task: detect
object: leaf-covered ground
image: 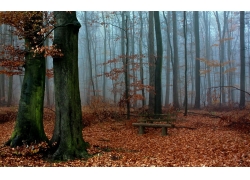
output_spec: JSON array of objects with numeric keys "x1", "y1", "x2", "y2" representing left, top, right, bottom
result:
[{"x1": 0, "y1": 107, "x2": 250, "y2": 167}]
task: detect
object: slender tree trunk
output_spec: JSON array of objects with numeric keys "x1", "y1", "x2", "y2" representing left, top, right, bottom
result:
[
  {"x1": 125, "y1": 12, "x2": 130, "y2": 119},
  {"x1": 193, "y1": 11, "x2": 201, "y2": 109},
  {"x1": 183, "y1": 11, "x2": 188, "y2": 116},
  {"x1": 148, "y1": 11, "x2": 155, "y2": 113},
  {"x1": 45, "y1": 36, "x2": 51, "y2": 107},
  {"x1": 239, "y1": 11, "x2": 245, "y2": 109},
  {"x1": 163, "y1": 12, "x2": 172, "y2": 107},
  {"x1": 84, "y1": 12, "x2": 95, "y2": 98},
  {"x1": 7, "y1": 26, "x2": 14, "y2": 107},
  {"x1": 172, "y1": 11, "x2": 180, "y2": 109},
  {"x1": 214, "y1": 11, "x2": 227, "y2": 105},
  {"x1": 102, "y1": 12, "x2": 107, "y2": 101},
  {"x1": 0, "y1": 25, "x2": 6, "y2": 106},
  {"x1": 203, "y1": 12, "x2": 212, "y2": 106},
  {"x1": 154, "y1": 11, "x2": 163, "y2": 114},
  {"x1": 51, "y1": 11, "x2": 89, "y2": 160},
  {"x1": 139, "y1": 12, "x2": 146, "y2": 107}
]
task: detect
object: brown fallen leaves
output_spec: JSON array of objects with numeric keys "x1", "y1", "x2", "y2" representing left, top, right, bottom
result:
[{"x1": 0, "y1": 107, "x2": 250, "y2": 167}]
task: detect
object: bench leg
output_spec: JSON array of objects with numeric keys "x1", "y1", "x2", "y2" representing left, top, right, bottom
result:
[
  {"x1": 138, "y1": 126, "x2": 145, "y2": 134},
  {"x1": 161, "y1": 127, "x2": 168, "y2": 136}
]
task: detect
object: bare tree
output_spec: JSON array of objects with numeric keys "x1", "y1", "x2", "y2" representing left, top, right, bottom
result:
[
  {"x1": 172, "y1": 11, "x2": 180, "y2": 108},
  {"x1": 239, "y1": 11, "x2": 245, "y2": 109},
  {"x1": 193, "y1": 11, "x2": 201, "y2": 109}
]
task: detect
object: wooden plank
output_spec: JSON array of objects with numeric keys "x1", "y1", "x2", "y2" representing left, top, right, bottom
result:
[{"x1": 132, "y1": 123, "x2": 173, "y2": 128}]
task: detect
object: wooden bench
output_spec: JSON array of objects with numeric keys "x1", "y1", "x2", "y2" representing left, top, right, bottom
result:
[
  {"x1": 132, "y1": 123, "x2": 174, "y2": 136},
  {"x1": 138, "y1": 113, "x2": 176, "y2": 124}
]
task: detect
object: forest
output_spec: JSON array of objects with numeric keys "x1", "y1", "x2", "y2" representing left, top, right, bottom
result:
[{"x1": 0, "y1": 11, "x2": 250, "y2": 168}]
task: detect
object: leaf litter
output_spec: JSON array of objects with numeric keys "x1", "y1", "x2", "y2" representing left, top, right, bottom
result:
[{"x1": 0, "y1": 107, "x2": 250, "y2": 167}]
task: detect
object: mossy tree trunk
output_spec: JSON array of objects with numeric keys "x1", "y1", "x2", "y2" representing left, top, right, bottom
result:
[
  {"x1": 51, "y1": 11, "x2": 89, "y2": 160},
  {"x1": 5, "y1": 12, "x2": 47, "y2": 147}
]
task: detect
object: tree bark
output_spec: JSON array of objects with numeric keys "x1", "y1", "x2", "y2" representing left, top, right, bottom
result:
[
  {"x1": 154, "y1": 11, "x2": 163, "y2": 114},
  {"x1": 193, "y1": 11, "x2": 201, "y2": 109},
  {"x1": 51, "y1": 11, "x2": 89, "y2": 160},
  {"x1": 183, "y1": 11, "x2": 188, "y2": 116},
  {"x1": 7, "y1": 26, "x2": 14, "y2": 107},
  {"x1": 172, "y1": 11, "x2": 180, "y2": 109},
  {"x1": 84, "y1": 12, "x2": 95, "y2": 98},
  {"x1": 163, "y1": 12, "x2": 172, "y2": 107},
  {"x1": 203, "y1": 12, "x2": 212, "y2": 106},
  {"x1": 125, "y1": 12, "x2": 130, "y2": 119},
  {"x1": 239, "y1": 11, "x2": 245, "y2": 109},
  {"x1": 5, "y1": 12, "x2": 47, "y2": 147},
  {"x1": 139, "y1": 12, "x2": 146, "y2": 107},
  {"x1": 102, "y1": 12, "x2": 107, "y2": 101},
  {"x1": 148, "y1": 11, "x2": 155, "y2": 113}
]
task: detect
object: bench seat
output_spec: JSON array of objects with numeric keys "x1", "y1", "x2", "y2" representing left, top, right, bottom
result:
[{"x1": 132, "y1": 123, "x2": 174, "y2": 136}]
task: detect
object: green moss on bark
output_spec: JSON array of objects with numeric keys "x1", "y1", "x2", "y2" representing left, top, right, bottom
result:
[{"x1": 51, "y1": 11, "x2": 89, "y2": 160}]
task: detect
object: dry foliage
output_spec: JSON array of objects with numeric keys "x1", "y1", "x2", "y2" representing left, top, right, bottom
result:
[{"x1": 0, "y1": 107, "x2": 250, "y2": 167}]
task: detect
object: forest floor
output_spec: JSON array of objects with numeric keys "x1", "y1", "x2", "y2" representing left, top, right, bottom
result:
[{"x1": 0, "y1": 106, "x2": 250, "y2": 167}]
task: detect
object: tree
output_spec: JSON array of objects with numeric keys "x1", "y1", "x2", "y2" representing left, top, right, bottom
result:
[
  {"x1": 102, "y1": 12, "x2": 107, "y2": 101},
  {"x1": 51, "y1": 11, "x2": 89, "y2": 160},
  {"x1": 0, "y1": 25, "x2": 6, "y2": 106},
  {"x1": 139, "y1": 12, "x2": 146, "y2": 107},
  {"x1": 239, "y1": 11, "x2": 245, "y2": 109},
  {"x1": 163, "y1": 11, "x2": 173, "y2": 107},
  {"x1": 172, "y1": 11, "x2": 180, "y2": 109},
  {"x1": 193, "y1": 11, "x2": 201, "y2": 109},
  {"x1": 1, "y1": 12, "x2": 48, "y2": 147},
  {"x1": 154, "y1": 11, "x2": 163, "y2": 114},
  {"x1": 124, "y1": 11, "x2": 130, "y2": 119},
  {"x1": 148, "y1": 11, "x2": 155, "y2": 113},
  {"x1": 214, "y1": 11, "x2": 228, "y2": 105},
  {"x1": 202, "y1": 11, "x2": 212, "y2": 106},
  {"x1": 84, "y1": 12, "x2": 96, "y2": 98},
  {"x1": 183, "y1": 11, "x2": 188, "y2": 116}
]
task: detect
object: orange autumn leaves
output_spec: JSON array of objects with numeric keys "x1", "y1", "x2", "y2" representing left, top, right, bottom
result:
[
  {"x1": 1, "y1": 107, "x2": 250, "y2": 166},
  {"x1": 0, "y1": 11, "x2": 62, "y2": 77}
]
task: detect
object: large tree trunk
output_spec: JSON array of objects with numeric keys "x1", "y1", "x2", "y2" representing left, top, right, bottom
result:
[
  {"x1": 154, "y1": 11, "x2": 163, "y2": 114},
  {"x1": 51, "y1": 11, "x2": 89, "y2": 160},
  {"x1": 5, "y1": 12, "x2": 47, "y2": 147}
]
